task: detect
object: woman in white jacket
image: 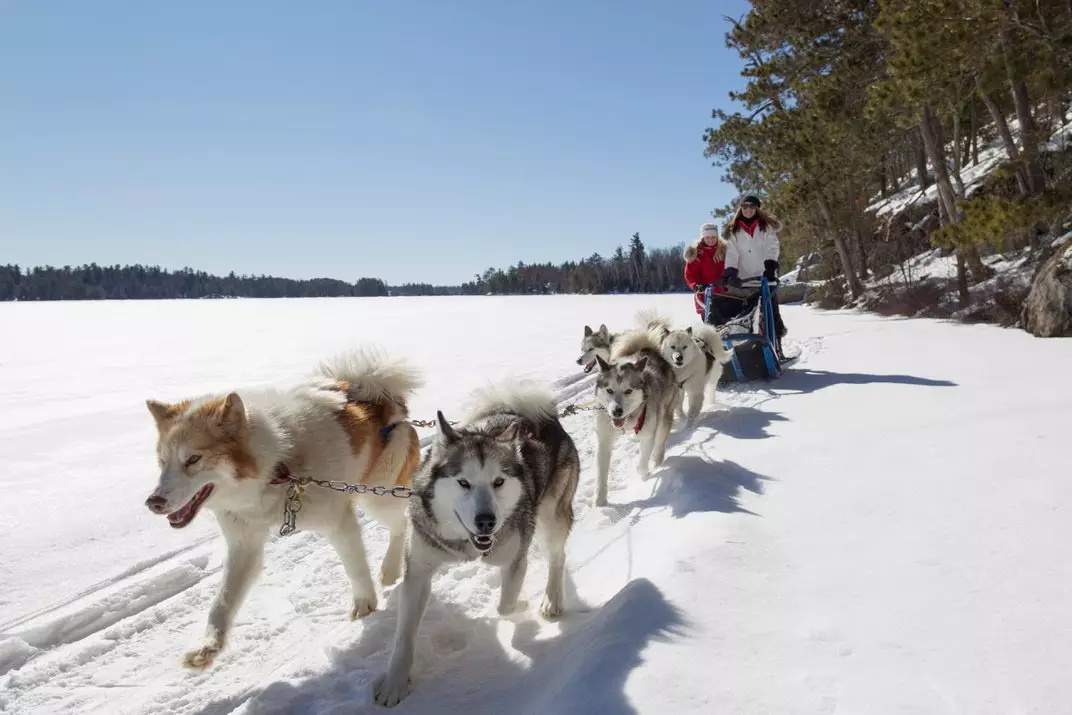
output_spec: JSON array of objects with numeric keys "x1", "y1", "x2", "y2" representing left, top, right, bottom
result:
[{"x1": 717, "y1": 195, "x2": 787, "y2": 338}]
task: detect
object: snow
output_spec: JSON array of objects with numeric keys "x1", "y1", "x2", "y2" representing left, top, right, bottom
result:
[{"x1": 2, "y1": 295, "x2": 1072, "y2": 714}]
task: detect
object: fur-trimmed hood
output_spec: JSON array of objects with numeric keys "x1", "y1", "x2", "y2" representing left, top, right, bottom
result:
[
  {"x1": 722, "y1": 210, "x2": 782, "y2": 239},
  {"x1": 683, "y1": 237, "x2": 726, "y2": 262}
]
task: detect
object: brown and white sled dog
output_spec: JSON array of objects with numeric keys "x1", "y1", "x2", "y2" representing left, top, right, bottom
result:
[
  {"x1": 637, "y1": 309, "x2": 733, "y2": 426},
  {"x1": 591, "y1": 330, "x2": 680, "y2": 507},
  {"x1": 373, "y1": 380, "x2": 580, "y2": 707},
  {"x1": 142, "y1": 348, "x2": 422, "y2": 670}
]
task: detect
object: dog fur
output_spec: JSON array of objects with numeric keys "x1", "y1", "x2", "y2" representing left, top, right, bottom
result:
[
  {"x1": 373, "y1": 380, "x2": 579, "y2": 707},
  {"x1": 576, "y1": 323, "x2": 622, "y2": 373},
  {"x1": 143, "y1": 348, "x2": 422, "y2": 670},
  {"x1": 636, "y1": 309, "x2": 733, "y2": 426},
  {"x1": 590, "y1": 330, "x2": 680, "y2": 507}
]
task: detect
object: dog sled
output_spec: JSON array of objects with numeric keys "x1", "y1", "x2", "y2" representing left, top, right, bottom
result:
[{"x1": 700, "y1": 276, "x2": 791, "y2": 383}]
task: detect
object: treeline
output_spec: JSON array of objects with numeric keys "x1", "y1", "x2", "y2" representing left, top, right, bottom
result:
[
  {"x1": 1, "y1": 231, "x2": 696, "y2": 301},
  {"x1": 705, "y1": 0, "x2": 1072, "y2": 306},
  {"x1": 458, "y1": 234, "x2": 690, "y2": 295},
  {"x1": 0, "y1": 264, "x2": 389, "y2": 301}
]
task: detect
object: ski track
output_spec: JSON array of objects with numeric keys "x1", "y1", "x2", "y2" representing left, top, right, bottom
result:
[{"x1": 0, "y1": 332, "x2": 814, "y2": 715}]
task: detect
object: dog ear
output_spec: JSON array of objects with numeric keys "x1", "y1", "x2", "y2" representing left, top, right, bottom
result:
[
  {"x1": 634, "y1": 356, "x2": 648, "y2": 372},
  {"x1": 495, "y1": 421, "x2": 522, "y2": 443},
  {"x1": 436, "y1": 411, "x2": 459, "y2": 445},
  {"x1": 595, "y1": 355, "x2": 611, "y2": 372},
  {"x1": 218, "y1": 392, "x2": 248, "y2": 436},
  {"x1": 583, "y1": 324, "x2": 593, "y2": 337},
  {"x1": 686, "y1": 326, "x2": 693, "y2": 335},
  {"x1": 146, "y1": 399, "x2": 178, "y2": 429},
  {"x1": 598, "y1": 324, "x2": 609, "y2": 336}
]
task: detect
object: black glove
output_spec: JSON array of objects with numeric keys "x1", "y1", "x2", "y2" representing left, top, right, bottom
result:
[
  {"x1": 763, "y1": 260, "x2": 779, "y2": 282},
  {"x1": 721, "y1": 267, "x2": 741, "y2": 289}
]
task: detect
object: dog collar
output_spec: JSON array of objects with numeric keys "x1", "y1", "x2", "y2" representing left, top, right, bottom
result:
[{"x1": 633, "y1": 408, "x2": 646, "y2": 434}]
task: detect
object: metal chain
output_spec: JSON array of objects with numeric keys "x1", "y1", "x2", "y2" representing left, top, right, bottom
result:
[
  {"x1": 276, "y1": 399, "x2": 602, "y2": 536},
  {"x1": 279, "y1": 481, "x2": 304, "y2": 537},
  {"x1": 407, "y1": 400, "x2": 602, "y2": 428}
]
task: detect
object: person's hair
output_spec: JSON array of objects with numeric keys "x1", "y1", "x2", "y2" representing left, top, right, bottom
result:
[{"x1": 723, "y1": 207, "x2": 782, "y2": 238}]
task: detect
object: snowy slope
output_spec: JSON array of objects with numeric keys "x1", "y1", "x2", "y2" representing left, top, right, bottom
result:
[{"x1": 2, "y1": 296, "x2": 1072, "y2": 714}]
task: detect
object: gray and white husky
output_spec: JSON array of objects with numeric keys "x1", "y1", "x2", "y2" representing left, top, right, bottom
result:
[
  {"x1": 638, "y1": 310, "x2": 733, "y2": 426},
  {"x1": 591, "y1": 331, "x2": 680, "y2": 507},
  {"x1": 373, "y1": 381, "x2": 580, "y2": 708},
  {"x1": 576, "y1": 323, "x2": 621, "y2": 373}
]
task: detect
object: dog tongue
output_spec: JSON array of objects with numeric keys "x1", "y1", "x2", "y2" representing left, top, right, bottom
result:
[{"x1": 612, "y1": 417, "x2": 626, "y2": 428}]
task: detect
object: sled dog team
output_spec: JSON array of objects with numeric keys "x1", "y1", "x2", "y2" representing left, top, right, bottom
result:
[{"x1": 141, "y1": 310, "x2": 732, "y2": 707}]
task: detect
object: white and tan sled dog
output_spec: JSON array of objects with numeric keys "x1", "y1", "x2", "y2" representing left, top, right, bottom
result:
[{"x1": 143, "y1": 348, "x2": 422, "y2": 670}]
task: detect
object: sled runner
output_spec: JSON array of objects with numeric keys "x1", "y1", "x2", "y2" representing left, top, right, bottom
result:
[{"x1": 700, "y1": 276, "x2": 790, "y2": 383}]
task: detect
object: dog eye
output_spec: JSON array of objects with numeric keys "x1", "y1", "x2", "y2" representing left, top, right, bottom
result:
[
  {"x1": 606, "y1": 388, "x2": 615, "y2": 395},
  {"x1": 493, "y1": 477, "x2": 505, "y2": 488},
  {"x1": 457, "y1": 479, "x2": 471, "y2": 490},
  {"x1": 185, "y1": 455, "x2": 202, "y2": 467},
  {"x1": 624, "y1": 389, "x2": 633, "y2": 395}
]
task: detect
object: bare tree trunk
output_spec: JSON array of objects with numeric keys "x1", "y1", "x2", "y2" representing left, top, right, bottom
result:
[
  {"x1": 978, "y1": 83, "x2": 1030, "y2": 196},
  {"x1": 999, "y1": 23, "x2": 1046, "y2": 194},
  {"x1": 970, "y1": 97, "x2": 979, "y2": 165},
  {"x1": 955, "y1": 251, "x2": 970, "y2": 307},
  {"x1": 952, "y1": 101, "x2": 963, "y2": 179},
  {"x1": 947, "y1": 103, "x2": 966, "y2": 197},
  {"x1": 920, "y1": 105, "x2": 991, "y2": 289},
  {"x1": 816, "y1": 196, "x2": 863, "y2": 298},
  {"x1": 915, "y1": 128, "x2": 930, "y2": 189},
  {"x1": 847, "y1": 177, "x2": 870, "y2": 280},
  {"x1": 920, "y1": 105, "x2": 961, "y2": 222}
]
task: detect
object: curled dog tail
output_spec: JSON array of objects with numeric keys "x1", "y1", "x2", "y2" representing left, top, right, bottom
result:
[
  {"x1": 690, "y1": 323, "x2": 733, "y2": 365},
  {"x1": 610, "y1": 328, "x2": 661, "y2": 361},
  {"x1": 634, "y1": 307, "x2": 672, "y2": 337},
  {"x1": 317, "y1": 346, "x2": 424, "y2": 409},
  {"x1": 462, "y1": 379, "x2": 559, "y2": 426}
]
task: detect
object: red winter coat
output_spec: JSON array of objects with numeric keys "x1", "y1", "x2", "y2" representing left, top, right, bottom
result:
[{"x1": 683, "y1": 238, "x2": 727, "y2": 315}]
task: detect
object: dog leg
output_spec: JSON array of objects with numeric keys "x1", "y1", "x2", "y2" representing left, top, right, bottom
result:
[
  {"x1": 373, "y1": 540, "x2": 439, "y2": 708},
  {"x1": 636, "y1": 423, "x2": 655, "y2": 476},
  {"x1": 183, "y1": 515, "x2": 267, "y2": 670},
  {"x1": 673, "y1": 383, "x2": 686, "y2": 422},
  {"x1": 498, "y1": 552, "x2": 529, "y2": 616},
  {"x1": 536, "y1": 503, "x2": 570, "y2": 619},
  {"x1": 652, "y1": 397, "x2": 675, "y2": 467},
  {"x1": 324, "y1": 507, "x2": 379, "y2": 619},
  {"x1": 594, "y1": 417, "x2": 616, "y2": 507},
  {"x1": 365, "y1": 500, "x2": 407, "y2": 588},
  {"x1": 685, "y1": 376, "x2": 704, "y2": 427}
]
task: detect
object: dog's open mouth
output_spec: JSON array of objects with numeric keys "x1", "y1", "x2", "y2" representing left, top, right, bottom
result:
[
  {"x1": 470, "y1": 534, "x2": 495, "y2": 553},
  {"x1": 583, "y1": 360, "x2": 595, "y2": 373},
  {"x1": 166, "y1": 484, "x2": 214, "y2": 529},
  {"x1": 612, "y1": 417, "x2": 626, "y2": 428}
]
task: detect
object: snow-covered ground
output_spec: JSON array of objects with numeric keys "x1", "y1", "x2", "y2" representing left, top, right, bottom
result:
[{"x1": 2, "y1": 296, "x2": 1071, "y2": 714}]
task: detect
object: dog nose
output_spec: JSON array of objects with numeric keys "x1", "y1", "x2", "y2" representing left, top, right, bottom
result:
[
  {"x1": 474, "y1": 512, "x2": 496, "y2": 535},
  {"x1": 611, "y1": 406, "x2": 623, "y2": 417},
  {"x1": 145, "y1": 495, "x2": 168, "y2": 514}
]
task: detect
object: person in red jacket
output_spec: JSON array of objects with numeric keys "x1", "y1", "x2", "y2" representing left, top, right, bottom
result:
[{"x1": 683, "y1": 222, "x2": 727, "y2": 317}]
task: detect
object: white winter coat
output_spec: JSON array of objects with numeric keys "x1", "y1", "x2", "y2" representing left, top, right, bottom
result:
[{"x1": 722, "y1": 215, "x2": 782, "y2": 279}]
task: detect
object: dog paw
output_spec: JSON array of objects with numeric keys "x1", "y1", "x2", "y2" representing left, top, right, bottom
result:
[
  {"x1": 592, "y1": 495, "x2": 608, "y2": 508},
  {"x1": 182, "y1": 643, "x2": 221, "y2": 670},
  {"x1": 350, "y1": 595, "x2": 378, "y2": 620},
  {"x1": 373, "y1": 672, "x2": 411, "y2": 708},
  {"x1": 539, "y1": 595, "x2": 563, "y2": 619},
  {"x1": 636, "y1": 462, "x2": 650, "y2": 477},
  {"x1": 497, "y1": 597, "x2": 528, "y2": 617}
]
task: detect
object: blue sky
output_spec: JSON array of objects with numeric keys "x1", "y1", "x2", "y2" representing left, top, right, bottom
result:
[{"x1": 0, "y1": 0, "x2": 750, "y2": 286}]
